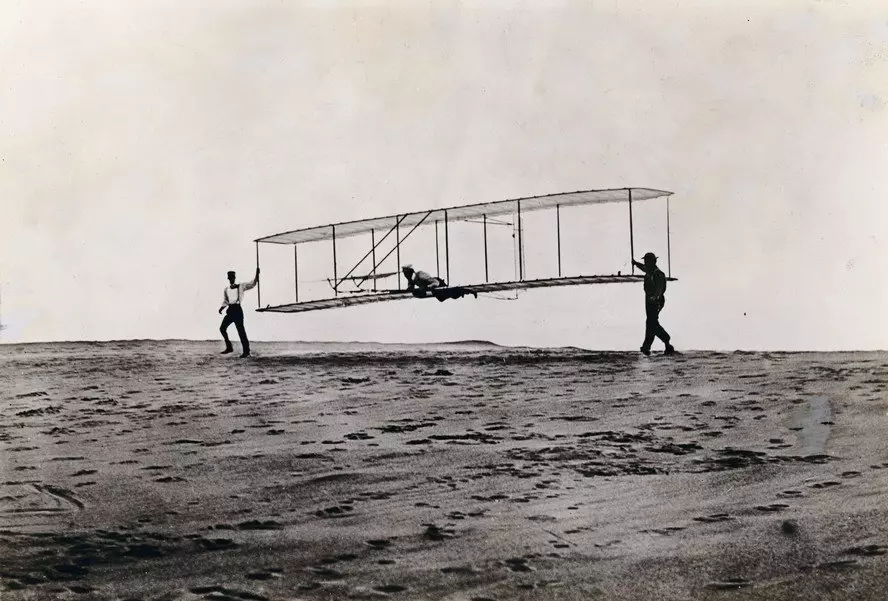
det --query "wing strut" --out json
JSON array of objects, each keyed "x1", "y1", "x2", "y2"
[
  {"x1": 517, "y1": 200, "x2": 524, "y2": 280},
  {"x1": 435, "y1": 220, "x2": 440, "y2": 277},
  {"x1": 371, "y1": 229, "x2": 377, "y2": 291},
  {"x1": 483, "y1": 214, "x2": 489, "y2": 282},
  {"x1": 667, "y1": 196, "x2": 672, "y2": 278},
  {"x1": 556, "y1": 204, "x2": 562, "y2": 277},
  {"x1": 332, "y1": 225, "x2": 338, "y2": 296},
  {"x1": 628, "y1": 188, "x2": 635, "y2": 275},
  {"x1": 444, "y1": 210, "x2": 450, "y2": 283},
  {"x1": 255, "y1": 241, "x2": 261, "y2": 308}
]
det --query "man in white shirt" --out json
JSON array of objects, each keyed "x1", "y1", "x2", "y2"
[{"x1": 219, "y1": 268, "x2": 259, "y2": 357}]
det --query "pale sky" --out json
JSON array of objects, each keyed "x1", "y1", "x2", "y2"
[{"x1": 1, "y1": 0, "x2": 886, "y2": 350}]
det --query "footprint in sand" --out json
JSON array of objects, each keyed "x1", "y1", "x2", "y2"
[
  {"x1": 308, "y1": 566, "x2": 345, "y2": 580},
  {"x1": 194, "y1": 537, "x2": 239, "y2": 551},
  {"x1": 246, "y1": 570, "x2": 282, "y2": 581},
  {"x1": 844, "y1": 544, "x2": 887, "y2": 557},
  {"x1": 503, "y1": 557, "x2": 534, "y2": 573},
  {"x1": 315, "y1": 505, "x2": 354, "y2": 518},
  {"x1": 317, "y1": 553, "x2": 357, "y2": 565},
  {"x1": 333, "y1": 553, "x2": 359, "y2": 562},
  {"x1": 441, "y1": 566, "x2": 479, "y2": 575},
  {"x1": 693, "y1": 513, "x2": 734, "y2": 523},
  {"x1": 706, "y1": 578, "x2": 752, "y2": 590},
  {"x1": 644, "y1": 527, "x2": 686, "y2": 536},
  {"x1": 373, "y1": 584, "x2": 408, "y2": 593},
  {"x1": 189, "y1": 586, "x2": 270, "y2": 600},
  {"x1": 155, "y1": 476, "x2": 186, "y2": 483},
  {"x1": 366, "y1": 538, "x2": 392, "y2": 549},
  {"x1": 755, "y1": 503, "x2": 790, "y2": 513},
  {"x1": 810, "y1": 559, "x2": 860, "y2": 570},
  {"x1": 809, "y1": 481, "x2": 841, "y2": 489},
  {"x1": 423, "y1": 524, "x2": 456, "y2": 540},
  {"x1": 237, "y1": 519, "x2": 282, "y2": 530}
]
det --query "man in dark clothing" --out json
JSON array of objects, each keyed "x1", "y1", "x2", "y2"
[
  {"x1": 401, "y1": 265, "x2": 477, "y2": 302},
  {"x1": 219, "y1": 268, "x2": 259, "y2": 357},
  {"x1": 632, "y1": 252, "x2": 675, "y2": 356}
]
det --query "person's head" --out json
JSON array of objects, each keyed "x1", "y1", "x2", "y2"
[
  {"x1": 401, "y1": 264, "x2": 414, "y2": 276},
  {"x1": 642, "y1": 252, "x2": 657, "y2": 266},
  {"x1": 227, "y1": 270, "x2": 236, "y2": 283}
]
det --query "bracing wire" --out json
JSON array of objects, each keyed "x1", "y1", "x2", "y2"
[{"x1": 479, "y1": 291, "x2": 518, "y2": 301}]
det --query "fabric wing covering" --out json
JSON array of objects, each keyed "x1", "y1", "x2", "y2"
[
  {"x1": 256, "y1": 274, "x2": 679, "y2": 313},
  {"x1": 255, "y1": 188, "x2": 672, "y2": 245}
]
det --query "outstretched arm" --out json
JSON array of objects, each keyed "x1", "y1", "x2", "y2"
[
  {"x1": 632, "y1": 260, "x2": 648, "y2": 273},
  {"x1": 242, "y1": 268, "x2": 260, "y2": 291}
]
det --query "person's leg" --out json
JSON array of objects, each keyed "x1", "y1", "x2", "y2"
[
  {"x1": 449, "y1": 287, "x2": 474, "y2": 299},
  {"x1": 220, "y1": 312, "x2": 234, "y2": 352},
  {"x1": 641, "y1": 301, "x2": 658, "y2": 353},
  {"x1": 432, "y1": 287, "x2": 476, "y2": 302},
  {"x1": 232, "y1": 306, "x2": 250, "y2": 356},
  {"x1": 653, "y1": 298, "x2": 674, "y2": 352},
  {"x1": 654, "y1": 320, "x2": 674, "y2": 354}
]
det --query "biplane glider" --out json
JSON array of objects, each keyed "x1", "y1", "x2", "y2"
[{"x1": 252, "y1": 188, "x2": 676, "y2": 314}]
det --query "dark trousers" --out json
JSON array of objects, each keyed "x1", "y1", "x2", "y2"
[
  {"x1": 642, "y1": 297, "x2": 670, "y2": 350},
  {"x1": 431, "y1": 287, "x2": 476, "y2": 302},
  {"x1": 220, "y1": 304, "x2": 249, "y2": 354},
  {"x1": 410, "y1": 283, "x2": 477, "y2": 302}
]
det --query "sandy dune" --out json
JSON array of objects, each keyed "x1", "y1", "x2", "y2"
[{"x1": 2, "y1": 341, "x2": 888, "y2": 600}]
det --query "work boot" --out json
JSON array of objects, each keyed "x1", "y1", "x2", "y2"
[
  {"x1": 221, "y1": 347, "x2": 234, "y2": 354},
  {"x1": 664, "y1": 344, "x2": 676, "y2": 355},
  {"x1": 239, "y1": 352, "x2": 250, "y2": 358},
  {"x1": 640, "y1": 347, "x2": 651, "y2": 356}
]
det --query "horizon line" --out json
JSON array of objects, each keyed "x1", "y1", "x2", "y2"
[{"x1": 0, "y1": 338, "x2": 885, "y2": 353}]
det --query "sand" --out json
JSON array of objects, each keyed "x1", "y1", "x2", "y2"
[{"x1": 2, "y1": 341, "x2": 888, "y2": 600}]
